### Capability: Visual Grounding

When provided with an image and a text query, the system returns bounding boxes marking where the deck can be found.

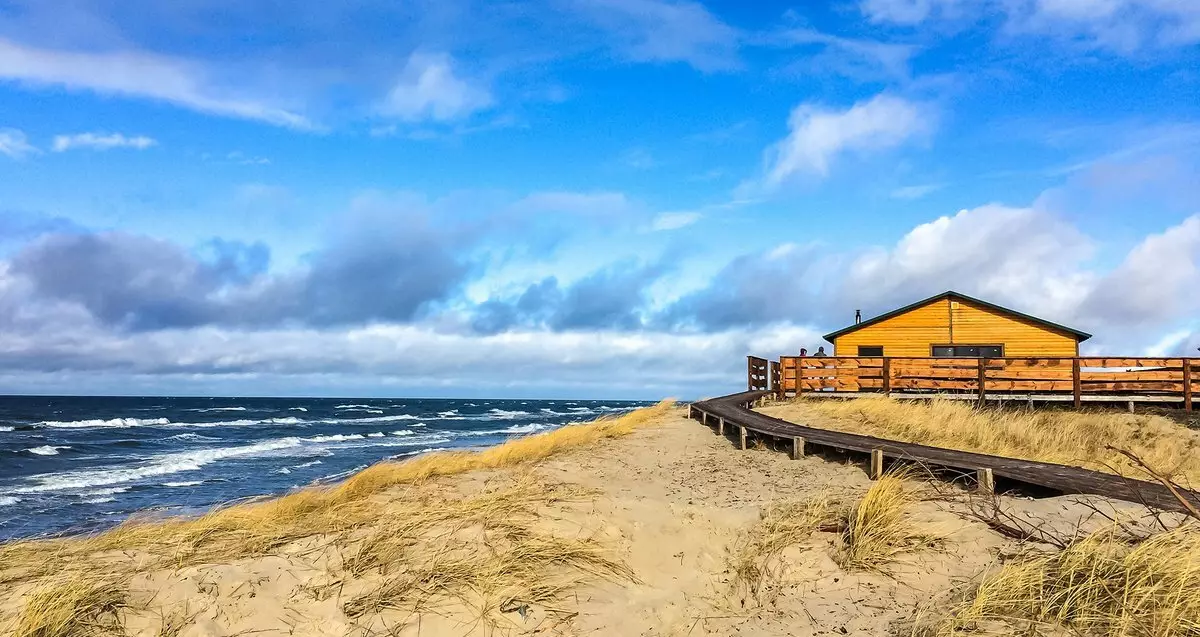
[691,390,1199,513]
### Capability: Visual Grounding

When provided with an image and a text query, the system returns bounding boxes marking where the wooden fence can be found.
[765,356,1197,411]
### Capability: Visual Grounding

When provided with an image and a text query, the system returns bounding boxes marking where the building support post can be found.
[870,449,884,479]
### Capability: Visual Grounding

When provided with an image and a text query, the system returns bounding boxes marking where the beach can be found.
[2,401,1183,636]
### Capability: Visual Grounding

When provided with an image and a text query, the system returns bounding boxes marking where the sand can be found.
[0,407,1164,636]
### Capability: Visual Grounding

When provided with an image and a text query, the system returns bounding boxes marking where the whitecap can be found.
[268,417,303,425]
[292,460,323,469]
[305,433,364,443]
[367,432,385,438]
[162,481,203,488]
[391,430,415,437]
[438,410,459,417]
[289,407,308,412]
[27,445,71,455]
[188,407,247,412]
[11,437,304,493]
[81,496,116,504]
[462,423,549,437]
[335,404,371,409]
[324,414,418,424]
[274,467,292,475]
[0,496,19,506]
[488,409,530,419]
[36,417,170,429]
[0,426,13,432]
[167,433,219,441]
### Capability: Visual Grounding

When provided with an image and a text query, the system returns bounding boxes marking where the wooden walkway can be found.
[691,390,1199,513]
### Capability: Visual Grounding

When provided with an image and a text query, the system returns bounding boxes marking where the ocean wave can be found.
[81,496,116,504]
[289,407,308,412]
[27,445,71,455]
[10,437,304,493]
[167,433,219,441]
[438,410,458,417]
[292,460,323,469]
[162,481,203,487]
[326,414,418,424]
[488,409,530,419]
[188,407,247,412]
[81,487,128,496]
[464,423,549,436]
[391,429,415,436]
[305,433,364,443]
[268,417,303,425]
[35,417,170,429]
[274,467,292,474]
[0,496,19,506]
[367,432,385,437]
[335,404,371,409]
[0,426,13,432]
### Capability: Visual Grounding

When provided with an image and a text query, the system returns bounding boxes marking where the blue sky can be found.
[0,0,1198,399]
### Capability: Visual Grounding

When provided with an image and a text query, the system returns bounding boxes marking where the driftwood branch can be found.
[1106,445,1200,521]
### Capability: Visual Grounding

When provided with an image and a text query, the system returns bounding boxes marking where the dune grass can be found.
[0,402,673,636]
[769,397,1200,485]
[732,470,937,605]
[934,522,1200,637]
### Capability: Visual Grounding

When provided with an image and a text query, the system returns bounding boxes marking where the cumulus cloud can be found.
[572,0,741,71]
[0,128,37,158]
[52,132,157,152]
[380,52,493,123]
[759,94,933,188]
[0,39,309,128]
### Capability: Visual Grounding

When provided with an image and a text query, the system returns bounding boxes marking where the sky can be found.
[0,0,1198,399]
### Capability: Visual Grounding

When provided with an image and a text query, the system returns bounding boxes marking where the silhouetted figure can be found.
[814,346,827,357]
[799,347,808,357]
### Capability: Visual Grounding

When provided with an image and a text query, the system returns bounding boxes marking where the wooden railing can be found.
[764,356,1197,411]
[747,356,770,391]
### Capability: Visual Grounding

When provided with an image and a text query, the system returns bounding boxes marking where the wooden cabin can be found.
[824,291,1091,358]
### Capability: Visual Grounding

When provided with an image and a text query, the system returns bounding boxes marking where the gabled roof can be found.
[822,291,1092,343]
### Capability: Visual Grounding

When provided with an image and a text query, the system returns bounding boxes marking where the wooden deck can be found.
[691,390,1200,513]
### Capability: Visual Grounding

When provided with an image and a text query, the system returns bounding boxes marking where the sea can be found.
[0,396,649,541]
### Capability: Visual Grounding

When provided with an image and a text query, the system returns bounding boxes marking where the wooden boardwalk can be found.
[691,390,1199,513]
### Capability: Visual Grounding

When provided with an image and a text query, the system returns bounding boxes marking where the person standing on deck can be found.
[814,346,827,357]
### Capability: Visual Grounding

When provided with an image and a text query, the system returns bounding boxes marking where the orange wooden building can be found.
[823,291,1091,358]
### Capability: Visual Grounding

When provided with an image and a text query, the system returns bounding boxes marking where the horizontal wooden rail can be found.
[691,391,1199,513]
[772,356,1196,411]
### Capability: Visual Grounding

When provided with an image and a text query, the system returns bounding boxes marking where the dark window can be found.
[933,345,1004,357]
[858,346,884,357]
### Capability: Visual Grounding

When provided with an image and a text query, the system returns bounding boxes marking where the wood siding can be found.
[832,297,1079,357]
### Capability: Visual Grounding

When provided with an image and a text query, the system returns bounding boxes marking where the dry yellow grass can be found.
[732,470,937,605]
[935,522,1200,636]
[0,402,673,635]
[838,470,939,572]
[773,397,1200,485]
[10,570,127,637]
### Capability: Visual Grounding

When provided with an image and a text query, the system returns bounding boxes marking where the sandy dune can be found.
[1,407,1163,636]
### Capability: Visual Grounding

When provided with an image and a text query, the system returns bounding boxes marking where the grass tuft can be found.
[732,469,938,606]
[10,570,127,637]
[935,522,1200,637]
[837,470,938,571]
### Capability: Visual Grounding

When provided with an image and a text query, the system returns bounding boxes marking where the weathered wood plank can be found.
[984,379,1074,391]
[1080,381,1185,392]
[1079,371,1183,381]
[1078,358,1183,368]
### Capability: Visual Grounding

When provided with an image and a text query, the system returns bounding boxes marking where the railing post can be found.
[882,357,891,395]
[797,359,804,398]
[747,356,754,391]
[1184,357,1193,413]
[1072,358,1082,409]
[977,358,987,406]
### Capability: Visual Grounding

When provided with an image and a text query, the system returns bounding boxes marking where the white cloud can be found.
[890,183,945,199]
[759,93,932,188]
[0,128,37,159]
[1079,214,1200,327]
[573,0,740,71]
[862,0,1200,50]
[51,132,156,152]
[772,28,916,81]
[0,38,309,129]
[380,53,493,123]
[650,211,701,231]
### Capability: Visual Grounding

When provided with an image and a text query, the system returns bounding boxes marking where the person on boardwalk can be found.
[814,346,827,357]
[799,347,808,357]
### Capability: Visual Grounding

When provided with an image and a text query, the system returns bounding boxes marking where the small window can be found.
[857,346,884,357]
[932,345,1004,357]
